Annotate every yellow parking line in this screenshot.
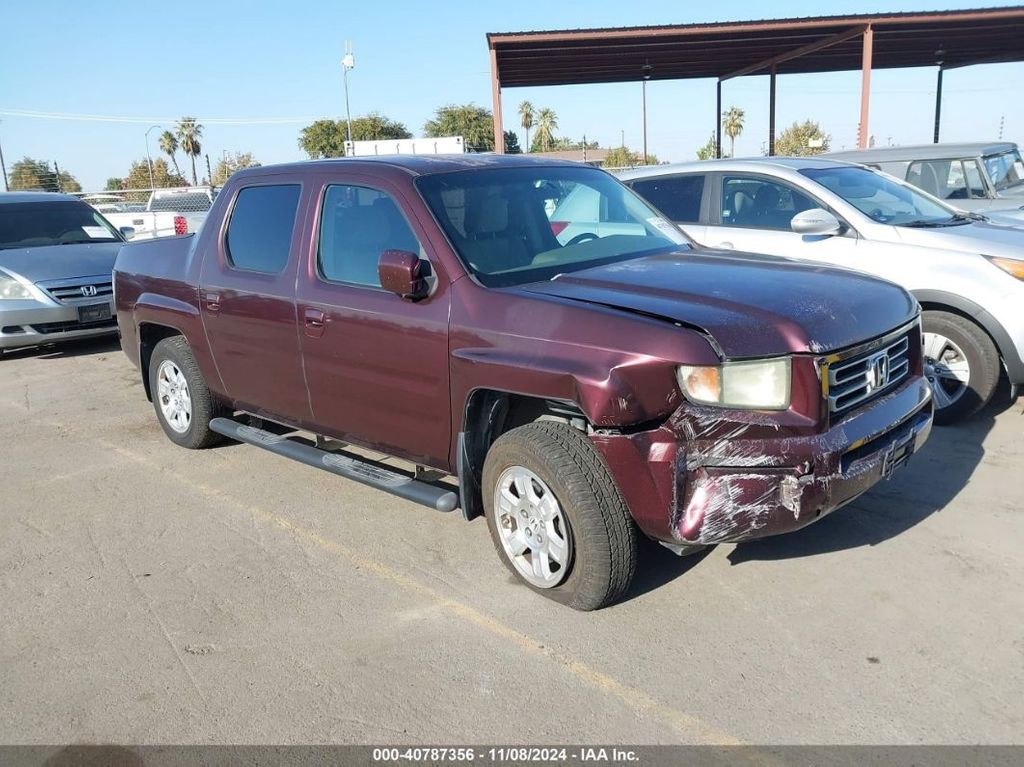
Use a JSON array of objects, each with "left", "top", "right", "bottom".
[{"left": 96, "top": 437, "right": 745, "bottom": 747}]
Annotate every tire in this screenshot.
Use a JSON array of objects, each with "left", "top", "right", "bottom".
[
  {"left": 482, "top": 421, "right": 638, "bottom": 611},
  {"left": 148, "top": 336, "right": 224, "bottom": 449},
  {"left": 922, "top": 310, "right": 1000, "bottom": 425}
]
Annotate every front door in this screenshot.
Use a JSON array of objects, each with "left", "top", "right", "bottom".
[
  {"left": 703, "top": 173, "right": 860, "bottom": 265},
  {"left": 295, "top": 176, "right": 452, "bottom": 469},
  {"left": 199, "top": 181, "right": 311, "bottom": 424}
]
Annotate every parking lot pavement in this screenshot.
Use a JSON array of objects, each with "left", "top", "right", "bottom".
[{"left": 1, "top": 336, "right": 1022, "bottom": 745}]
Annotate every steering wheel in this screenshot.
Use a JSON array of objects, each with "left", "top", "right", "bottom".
[
  {"left": 565, "top": 232, "right": 599, "bottom": 246},
  {"left": 868, "top": 208, "right": 885, "bottom": 221}
]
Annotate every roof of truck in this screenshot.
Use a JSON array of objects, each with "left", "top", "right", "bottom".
[
  {"left": 233, "top": 153, "right": 586, "bottom": 180},
  {"left": 827, "top": 142, "right": 1017, "bottom": 162},
  {"left": 0, "top": 192, "right": 81, "bottom": 204}
]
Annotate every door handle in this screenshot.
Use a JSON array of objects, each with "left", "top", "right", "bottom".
[
  {"left": 716, "top": 241, "right": 734, "bottom": 250},
  {"left": 303, "top": 308, "right": 326, "bottom": 338},
  {"left": 203, "top": 291, "right": 221, "bottom": 311}
]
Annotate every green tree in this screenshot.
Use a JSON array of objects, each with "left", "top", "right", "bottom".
[
  {"left": 159, "top": 130, "right": 182, "bottom": 177},
  {"left": 298, "top": 113, "right": 412, "bottom": 158},
  {"left": 722, "top": 106, "right": 745, "bottom": 158},
  {"left": 175, "top": 117, "right": 203, "bottom": 186},
  {"left": 774, "top": 120, "right": 831, "bottom": 156},
  {"left": 423, "top": 104, "right": 494, "bottom": 152},
  {"left": 121, "top": 159, "right": 188, "bottom": 200},
  {"left": 531, "top": 107, "right": 558, "bottom": 152},
  {"left": 8, "top": 157, "right": 80, "bottom": 192},
  {"left": 696, "top": 132, "right": 717, "bottom": 160},
  {"left": 105, "top": 177, "right": 123, "bottom": 191},
  {"left": 298, "top": 119, "right": 346, "bottom": 158},
  {"left": 518, "top": 101, "right": 534, "bottom": 153},
  {"left": 603, "top": 146, "right": 658, "bottom": 168},
  {"left": 503, "top": 130, "right": 522, "bottom": 154},
  {"left": 212, "top": 152, "right": 261, "bottom": 186}
]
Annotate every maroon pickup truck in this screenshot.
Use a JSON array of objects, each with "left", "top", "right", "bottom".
[{"left": 114, "top": 155, "right": 933, "bottom": 609}]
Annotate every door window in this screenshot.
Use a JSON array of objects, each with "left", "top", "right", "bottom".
[
  {"left": 720, "top": 176, "right": 817, "bottom": 230},
  {"left": 629, "top": 175, "right": 705, "bottom": 223},
  {"left": 225, "top": 185, "right": 301, "bottom": 273},
  {"left": 318, "top": 185, "right": 423, "bottom": 288}
]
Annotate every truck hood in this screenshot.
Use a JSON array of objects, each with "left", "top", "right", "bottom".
[
  {"left": 518, "top": 249, "right": 918, "bottom": 359},
  {"left": 892, "top": 219, "right": 1024, "bottom": 258},
  {"left": 0, "top": 242, "right": 122, "bottom": 283}
]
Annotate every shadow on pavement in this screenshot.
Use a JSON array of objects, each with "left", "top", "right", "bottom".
[
  {"left": 1, "top": 335, "right": 121, "bottom": 361},
  {"left": 726, "top": 390, "right": 1017, "bottom": 565}
]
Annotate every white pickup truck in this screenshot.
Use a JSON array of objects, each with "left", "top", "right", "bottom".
[{"left": 82, "top": 187, "right": 216, "bottom": 240}]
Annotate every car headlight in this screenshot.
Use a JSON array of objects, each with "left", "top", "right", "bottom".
[
  {"left": 0, "top": 272, "right": 32, "bottom": 300},
  {"left": 676, "top": 358, "right": 791, "bottom": 410},
  {"left": 986, "top": 256, "right": 1024, "bottom": 280}
]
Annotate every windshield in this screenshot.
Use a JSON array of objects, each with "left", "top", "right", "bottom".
[
  {"left": 415, "top": 166, "right": 690, "bottom": 287},
  {"left": 983, "top": 149, "right": 1024, "bottom": 191},
  {"left": 0, "top": 201, "right": 122, "bottom": 250},
  {"left": 801, "top": 165, "right": 964, "bottom": 227}
]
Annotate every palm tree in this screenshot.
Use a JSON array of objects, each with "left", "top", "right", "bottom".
[
  {"left": 518, "top": 101, "right": 535, "bottom": 153},
  {"left": 158, "top": 130, "right": 182, "bottom": 178},
  {"left": 535, "top": 107, "right": 558, "bottom": 153},
  {"left": 175, "top": 117, "right": 203, "bottom": 185},
  {"left": 722, "top": 106, "right": 745, "bottom": 158}
]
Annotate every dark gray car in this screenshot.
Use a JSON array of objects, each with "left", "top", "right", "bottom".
[{"left": 0, "top": 193, "right": 124, "bottom": 352}]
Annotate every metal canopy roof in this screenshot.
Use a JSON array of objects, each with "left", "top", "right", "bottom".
[{"left": 487, "top": 7, "right": 1024, "bottom": 87}]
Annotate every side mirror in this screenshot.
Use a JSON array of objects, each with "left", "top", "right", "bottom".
[
  {"left": 119, "top": 226, "right": 136, "bottom": 240},
  {"left": 378, "top": 249, "right": 427, "bottom": 300},
  {"left": 790, "top": 208, "right": 843, "bottom": 236}
]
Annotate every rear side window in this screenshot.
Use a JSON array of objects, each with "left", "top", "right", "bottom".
[
  {"left": 318, "top": 184, "right": 423, "bottom": 287},
  {"left": 630, "top": 175, "right": 704, "bottom": 223},
  {"left": 225, "top": 185, "right": 301, "bottom": 273}
]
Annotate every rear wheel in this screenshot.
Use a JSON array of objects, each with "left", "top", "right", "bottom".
[
  {"left": 482, "top": 422, "right": 638, "bottom": 610},
  {"left": 149, "top": 336, "right": 224, "bottom": 448},
  {"left": 922, "top": 310, "right": 1000, "bottom": 424}
]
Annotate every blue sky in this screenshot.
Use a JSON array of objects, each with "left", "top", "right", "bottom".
[{"left": 1, "top": 0, "right": 1021, "bottom": 189}]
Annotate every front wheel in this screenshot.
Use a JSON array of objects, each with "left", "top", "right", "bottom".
[
  {"left": 482, "top": 422, "right": 638, "bottom": 610},
  {"left": 922, "top": 310, "right": 1000, "bottom": 424}
]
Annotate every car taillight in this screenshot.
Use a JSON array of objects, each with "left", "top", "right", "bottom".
[
  {"left": 174, "top": 215, "right": 187, "bottom": 235},
  {"left": 550, "top": 221, "right": 569, "bottom": 236}
]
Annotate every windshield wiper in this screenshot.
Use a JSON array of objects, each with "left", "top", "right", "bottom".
[{"left": 903, "top": 216, "right": 972, "bottom": 228}]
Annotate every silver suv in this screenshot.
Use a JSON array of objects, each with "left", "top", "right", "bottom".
[{"left": 620, "top": 158, "right": 1024, "bottom": 423}]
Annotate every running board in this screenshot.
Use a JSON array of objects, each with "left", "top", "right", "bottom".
[{"left": 210, "top": 417, "right": 459, "bottom": 513}]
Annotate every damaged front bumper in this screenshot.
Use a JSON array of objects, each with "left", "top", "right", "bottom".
[{"left": 591, "top": 377, "right": 933, "bottom": 546}]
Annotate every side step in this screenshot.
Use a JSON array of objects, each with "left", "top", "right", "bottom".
[{"left": 210, "top": 417, "right": 459, "bottom": 513}]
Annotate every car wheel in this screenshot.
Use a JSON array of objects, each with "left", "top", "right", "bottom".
[
  {"left": 922, "top": 310, "right": 1000, "bottom": 425},
  {"left": 149, "top": 336, "right": 224, "bottom": 449},
  {"left": 482, "top": 421, "right": 638, "bottom": 610}
]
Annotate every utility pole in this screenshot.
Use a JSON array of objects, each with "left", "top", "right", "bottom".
[
  {"left": 145, "top": 124, "right": 160, "bottom": 190},
  {"left": 999, "top": 115, "right": 1005, "bottom": 140},
  {"left": 0, "top": 120, "right": 8, "bottom": 192},
  {"left": 205, "top": 154, "right": 213, "bottom": 186},
  {"left": 342, "top": 42, "right": 355, "bottom": 148},
  {"left": 53, "top": 161, "right": 62, "bottom": 192},
  {"left": 641, "top": 62, "right": 652, "bottom": 165}
]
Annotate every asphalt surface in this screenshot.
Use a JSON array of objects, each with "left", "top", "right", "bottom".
[{"left": 1, "top": 336, "right": 1022, "bottom": 745}]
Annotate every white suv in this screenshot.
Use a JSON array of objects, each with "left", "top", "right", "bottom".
[{"left": 620, "top": 158, "right": 1024, "bottom": 423}]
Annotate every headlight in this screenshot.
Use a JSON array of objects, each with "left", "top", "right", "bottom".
[
  {"left": 0, "top": 272, "right": 32, "bottom": 300},
  {"left": 676, "top": 358, "right": 791, "bottom": 410},
  {"left": 986, "top": 256, "right": 1024, "bottom": 280}
]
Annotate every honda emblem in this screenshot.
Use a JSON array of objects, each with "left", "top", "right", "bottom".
[{"left": 80, "top": 285, "right": 98, "bottom": 297}]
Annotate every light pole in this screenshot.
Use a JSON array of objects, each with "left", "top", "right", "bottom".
[
  {"left": 342, "top": 42, "right": 355, "bottom": 149},
  {"left": 641, "top": 63, "right": 652, "bottom": 165},
  {"left": 145, "top": 124, "right": 160, "bottom": 189}
]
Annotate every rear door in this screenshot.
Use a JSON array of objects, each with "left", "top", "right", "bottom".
[
  {"left": 702, "top": 172, "right": 860, "bottom": 265},
  {"left": 295, "top": 174, "right": 452, "bottom": 469},
  {"left": 199, "top": 180, "right": 312, "bottom": 424},
  {"left": 625, "top": 172, "right": 708, "bottom": 242}
]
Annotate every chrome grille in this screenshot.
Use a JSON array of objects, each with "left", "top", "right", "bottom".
[
  {"left": 828, "top": 334, "right": 910, "bottom": 414},
  {"left": 36, "top": 276, "right": 113, "bottom": 304}
]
